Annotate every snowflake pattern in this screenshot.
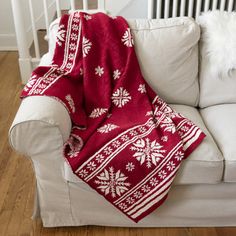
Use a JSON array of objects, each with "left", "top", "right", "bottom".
[
  {"left": 104, "top": 147, "right": 113, "bottom": 155},
  {"left": 133, "top": 191, "right": 142, "bottom": 199},
  {"left": 158, "top": 170, "right": 167, "bottom": 179},
  {"left": 97, "top": 124, "right": 119, "bottom": 133},
  {"left": 150, "top": 177, "right": 159, "bottom": 186},
  {"left": 78, "top": 169, "right": 88, "bottom": 178},
  {"left": 161, "top": 136, "right": 168, "bottom": 142},
  {"left": 94, "top": 167, "right": 130, "bottom": 198},
  {"left": 174, "top": 151, "right": 184, "bottom": 161},
  {"left": 130, "top": 138, "right": 166, "bottom": 168},
  {"left": 138, "top": 84, "right": 146, "bottom": 93},
  {"left": 160, "top": 118, "right": 176, "bottom": 133},
  {"left": 121, "top": 28, "right": 134, "bottom": 47},
  {"left": 112, "top": 140, "right": 121, "bottom": 148},
  {"left": 126, "top": 162, "right": 135, "bottom": 172},
  {"left": 80, "top": 68, "right": 83, "bottom": 75},
  {"left": 166, "top": 161, "right": 176, "bottom": 171},
  {"left": 84, "top": 14, "right": 92, "bottom": 20},
  {"left": 113, "top": 69, "right": 121, "bottom": 80},
  {"left": 141, "top": 185, "right": 151, "bottom": 193},
  {"left": 87, "top": 161, "right": 96, "bottom": 171},
  {"left": 126, "top": 197, "right": 135, "bottom": 204},
  {"left": 95, "top": 66, "right": 104, "bottom": 77},
  {"left": 82, "top": 37, "right": 92, "bottom": 57},
  {"left": 56, "top": 24, "right": 66, "bottom": 46},
  {"left": 89, "top": 108, "right": 108, "bottom": 118},
  {"left": 95, "top": 154, "right": 105, "bottom": 163},
  {"left": 111, "top": 87, "right": 131, "bottom": 108}
]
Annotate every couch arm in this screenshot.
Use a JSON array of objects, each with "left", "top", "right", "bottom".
[{"left": 9, "top": 96, "right": 72, "bottom": 156}]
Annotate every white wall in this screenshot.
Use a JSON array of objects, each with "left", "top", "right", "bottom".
[{"left": 0, "top": 0, "right": 17, "bottom": 50}]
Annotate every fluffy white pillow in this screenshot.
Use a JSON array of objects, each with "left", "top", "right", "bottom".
[{"left": 198, "top": 10, "right": 236, "bottom": 78}]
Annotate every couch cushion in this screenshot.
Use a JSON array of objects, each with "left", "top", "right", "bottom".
[
  {"left": 48, "top": 17, "right": 200, "bottom": 106},
  {"left": 64, "top": 104, "right": 223, "bottom": 185},
  {"left": 200, "top": 104, "right": 236, "bottom": 182},
  {"left": 129, "top": 18, "right": 200, "bottom": 107}
]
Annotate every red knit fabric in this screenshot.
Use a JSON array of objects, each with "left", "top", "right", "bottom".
[{"left": 21, "top": 12, "right": 205, "bottom": 222}]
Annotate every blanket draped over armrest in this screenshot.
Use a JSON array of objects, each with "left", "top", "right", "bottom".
[{"left": 21, "top": 12, "right": 205, "bottom": 222}]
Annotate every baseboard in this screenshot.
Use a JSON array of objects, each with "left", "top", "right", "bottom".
[{"left": 0, "top": 34, "right": 17, "bottom": 51}]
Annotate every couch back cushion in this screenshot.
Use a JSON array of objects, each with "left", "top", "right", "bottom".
[
  {"left": 48, "top": 17, "right": 200, "bottom": 106},
  {"left": 198, "top": 11, "right": 236, "bottom": 108},
  {"left": 128, "top": 17, "right": 200, "bottom": 106}
]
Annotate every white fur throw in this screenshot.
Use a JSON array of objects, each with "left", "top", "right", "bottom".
[{"left": 198, "top": 11, "right": 236, "bottom": 78}]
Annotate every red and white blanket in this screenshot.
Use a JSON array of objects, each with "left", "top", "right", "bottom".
[{"left": 22, "top": 12, "right": 205, "bottom": 222}]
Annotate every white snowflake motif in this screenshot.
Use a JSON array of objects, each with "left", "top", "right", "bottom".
[
  {"left": 126, "top": 196, "right": 135, "bottom": 204},
  {"left": 82, "top": 37, "right": 92, "bottom": 57},
  {"left": 72, "top": 24, "right": 80, "bottom": 31},
  {"left": 150, "top": 177, "right": 159, "bottom": 186},
  {"left": 158, "top": 170, "right": 167, "bottom": 179},
  {"left": 104, "top": 147, "right": 113, "bottom": 155},
  {"left": 95, "top": 66, "right": 104, "bottom": 77},
  {"left": 89, "top": 108, "right": 108, "bottom": 118},
  {"left": 68, "top": 150, "right": 80, "bottom": 158},
  {"left": 68, "top": 53, "right": 75, "bottom": 60},
  {"left": 65, "top": 94, "right": 75, "bottom": 113},
  {"left": 113, "top": 69, "right": 121, "bottom": 80},
  {"left": 180, "top": 126, "right": 189, "bottom": 132},
  {"left": 138, "top": 126, "right": 147, "bottom": 133},
  {"left": 121, "top": 28, "right": 134, "bottom": 47},
  {"left": 133, "top": 191, "right": 142, "bottom": 199},
  {"left": 112, "top": 140, "right": 121, "bottom": 148},
  {"left": 126, "top": 162, "right": 135, "bottom": 172},
  {"left": 166, "top": 161, "right": 176, "bottom": 171},
  {"left": 80, "top": 68, "right": 83, "bottom": 75},
  {"left": 130, "top": 138, "right": 166, "bottom": 168},
  {"left": 66, "top": 63, "right": 72, "bottom": 70},
  {"left": 70, "top": 33, "right": 78, "bottom": 41},
  {"left": 138, "top": 84, "right": 146, "bottom": 94},
  {"left": 161, "top": 136, "right": 168, "bottom": 142},
  {"left": 73, "top": 17, "right": 80, "bottom": 23},
  {"left": 118, "top": 202, "right": 128, "bottom": 210},
  {"left": 78, "top": 169, "right": 88, "bottom": 178},
  {"left": 141, "top": 185, "right": 151, "bottom": 193},
  {"left": 56, "top": 24, "right": 66, "bottom": 46},
  {"left": 160, "top": 118, "right": 176, "bottom": 134},
  {"left": 84, "top": 14, "right": 92, "bottom": 20},
  {"left": 121, "top": 135, "right": 129, "bottom": 142},
  {"left": 129, "top": 130, "right": 138, "bottom": 136},
  {"left": 87, "top": 161, "right": 96, "bottom": 171},
  {"left": 95, "top": 154, "right": 105, "bottom": 163},
  {"left": 94, "top": 167, "right": 130, "bottom": 198},
  {"left": 111, "top": 87, "right": 132, "bottom": 108},
  {"left": 174, "top": 151, "right": 184, "bottom": 161},
  {"left": 69, "top": 43, "right": 76, "bottom": 51},
  {"left": 97, "top": 123, "right": 119, "bottom": 133}
]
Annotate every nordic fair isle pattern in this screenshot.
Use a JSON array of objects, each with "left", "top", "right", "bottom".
[{"left": 21, "top": 12, "right": 205, "bottom": 222}]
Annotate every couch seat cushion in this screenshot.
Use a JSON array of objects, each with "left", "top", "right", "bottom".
[
  {"left": 64, "top": 104, "right": 223, "bottom": 185},
  {"left": 200, "top": 104, "right": 236, "bottom": 182}
]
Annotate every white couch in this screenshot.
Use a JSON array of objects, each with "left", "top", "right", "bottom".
[{"left": 9, "top": 17, "right": 236, "bottom": 227}]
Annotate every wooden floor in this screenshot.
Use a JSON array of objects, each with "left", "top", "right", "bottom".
[{"left": 0, "top": 51, "right": 236, "bottom": 236}]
